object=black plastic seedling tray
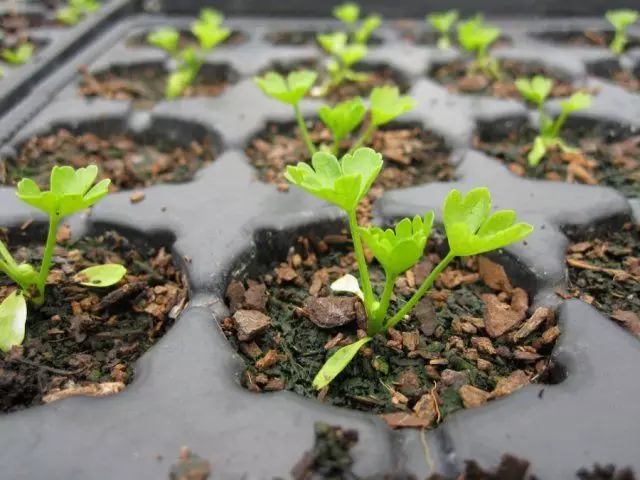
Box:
[0,5,639,480]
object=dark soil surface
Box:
[587,61,639,93]
[429,59,591,100]
[245,121,454,223]
[126,29,247,49]
[78,64,236,106]
[0,12,62,33]
[562,223,639,340]
[223,230,559,429]
[264,30,384,47]
[532,30,640,53]
[1,128,216,191]
[0,229,188,413]
[473,124,640,198]
[400,30,511,49]
[290,422,637,479]
[260,59,408,103]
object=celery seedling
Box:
[165,8,230,99]
[255,79,415,158]
[516,76,592,166]
[316,32,369,95]
[457,15,501,79]
[56,0,101,25]
[0,165,126,352]
[255,70,319,155]
[427,10,459,49]
[605,9,639,54]
[2,43,34,65]
[285,148,534,389]
[333,2,382,46]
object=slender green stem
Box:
[347,122,376,155]
[384,252,456,330]
[34,216,59,303]
[293,103,317,156]
[332,135,342,155]
[347,210,375,319]
[549,110,568,140]
[369,271,397,336]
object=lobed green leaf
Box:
[319,97,366,141]
[333,2,360,24]
[369,86,416,126]
[0,291,27,353]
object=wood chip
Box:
[611,310,640,337]
[511,307,553,342]
[459,385,491,408]
[492,370,530,398]
[482,288,529,338]
[256,349,278,371]
[42,381,125,404]
[129,192,145,204]
[379,412,432,429]
[477,257,513,292]
[541,326,561,344]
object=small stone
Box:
[275,264,297,283]
[239,341,262,359]
[401,330,420,351]
[477,358,493,371]
[512,307,553,342]
[225,281,245,313]
[541,326,561,344]
[441,369,469,390]
[471,336,496,355]
[243,283,267,312]
[482,289,528,338]
[459,385,491,409]
[492,370,530,398]
[477,257,513,292]
[305,297,358,328]
[232,310,271,342]
[413,297,438,336]
[413,394,438,424]
[395,369,422,397]
[513,350,543,362]
[263,378,285,391]
[256,349,278,371]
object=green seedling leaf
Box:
[71,0,100,13]
[317,32,347,55]
[359,212,435,275]
[254,70,317,105]
[16,165,110,219]
[166,68,193,99]
[191,23,231,49]
[333,2,360,24]
[285,147,383,211]
[369,86,416,126]
[561,91,592,113]
[0,291,27,352]
[56,6,80,25]
[147,27,180,54]
[354,14,382,44]
[337,43,367,67]
[457,16,500,52]
[443,187,534,257]
[0,240,38,292]
[528,136,548,166]
[515,75,554,105]
[330,274,364,300]
[606,9,638,30]
[319,97,366,142]
[75,264,126,287]
[1,43,34,65]
[313,336,371,389]
[427,10,459,34]
[198,7,224,27]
